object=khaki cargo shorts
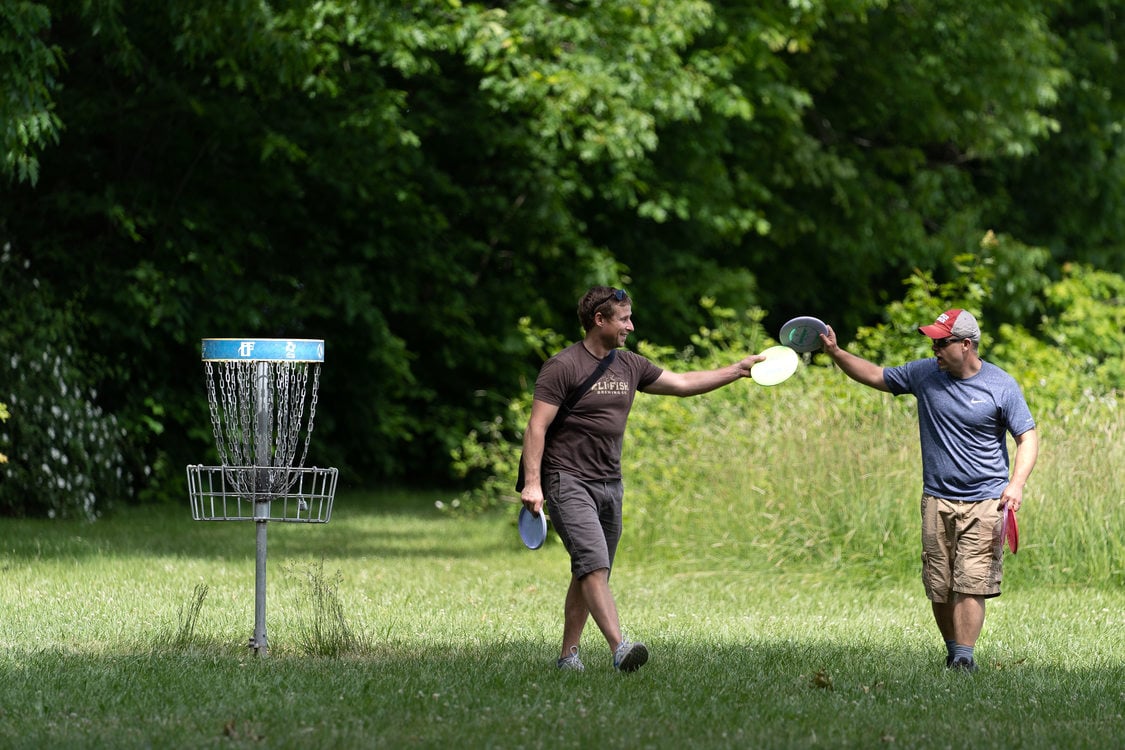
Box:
[920,493,1005,602]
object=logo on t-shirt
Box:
[591,374,630,394]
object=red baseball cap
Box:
[918,308,980,342]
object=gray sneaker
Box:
[557,645,584,672]
[613,640,649,672]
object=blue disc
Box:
[518,507,548,550]
[201,338,325,362]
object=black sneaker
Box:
[950,657,978,673]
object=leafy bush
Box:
[0,247,133,519]
[0,343,133,520]
[986,263,1124,413]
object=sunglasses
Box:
[595,288,627,308]
[933,337,963,349]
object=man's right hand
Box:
[819,324,840,354]
[521,484,544,516]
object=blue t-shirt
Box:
[883,359,1036,501]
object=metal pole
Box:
[251,362,271,656]
[252,520,268,655]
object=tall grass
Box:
[1028,403,1125,584]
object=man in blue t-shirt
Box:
[820,308,1039,673]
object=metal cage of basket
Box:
[186,464,337,522]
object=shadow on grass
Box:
[0,493,520,563]
[1,638,1120,749]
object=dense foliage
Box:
[1,1,1122,516]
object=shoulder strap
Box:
[548,349,616,433]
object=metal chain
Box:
[208,361,243,467]
[204,362,226,464]
[302,364,320,465]
[235,361,253,466]
[203,358,321,496]
[274,362,299,468]
[297,363,319,470]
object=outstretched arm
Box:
[820,325,890,392]
[641,354,764,397]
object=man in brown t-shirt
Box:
[520,286,763,673]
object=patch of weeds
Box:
[291,560,369,657]
[153,583,209,650]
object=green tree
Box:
[1,2,64,185]
[728,0,1068,332]
[994,0,1125,275]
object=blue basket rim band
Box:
[201,338,325,362]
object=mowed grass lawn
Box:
[1,488,1122,749]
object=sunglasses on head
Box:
[595,288,627,307]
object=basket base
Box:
[186,465,337,522]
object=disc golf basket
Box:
[186,338,338,656]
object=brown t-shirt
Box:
[533,342,663,481]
